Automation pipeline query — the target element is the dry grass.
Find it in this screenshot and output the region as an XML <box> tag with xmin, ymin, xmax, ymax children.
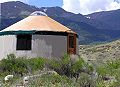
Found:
<box><xmin>79</xmin><ymin>40</ymin><xmax>120</xmax><ymax>62</ymax></box>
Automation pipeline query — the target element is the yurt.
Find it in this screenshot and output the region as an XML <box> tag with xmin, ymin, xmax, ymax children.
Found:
<box><xmin>0</xmin><ymin>11</ymin><xmax>78</xmax><ymax>59</ymax></box>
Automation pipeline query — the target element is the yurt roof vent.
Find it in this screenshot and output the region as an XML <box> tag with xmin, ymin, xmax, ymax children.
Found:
<box><xmin>30</xmin><ymin>11</ymin><xmax>47</xmax><ymax>16</ymax></box>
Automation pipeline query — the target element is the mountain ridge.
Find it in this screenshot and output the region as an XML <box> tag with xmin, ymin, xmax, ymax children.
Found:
<box><xmin>86</xmin><ymin>9</ymin><xmax>120</xmax><ymax>30</ymax></box>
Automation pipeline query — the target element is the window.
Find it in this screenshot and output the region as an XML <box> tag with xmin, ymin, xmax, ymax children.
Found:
<box><xmin>68</xmin><ymin>34</ymin><xmax>76</xmax><ymax>54</ymax></box>
<box><xmin>69</xmin><ymin>35</ymin><xmax>74</xmax><ymax>48</ymax></box>
<box><xmin>16</xmin><ymin>35</ymin><xmax>32</xmax><ymax>50</ymax></box>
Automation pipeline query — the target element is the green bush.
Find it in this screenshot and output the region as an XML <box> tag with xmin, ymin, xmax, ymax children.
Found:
<box><xmin>95</xmin><ymin>59</ymin><xmax>120</xmax><ymax>86</ymax></box>
<box><xmin>27</xmin><ymin>58</ymin><xmax>46</xmax><ymax>72</ymax></box>
<box><xmin>47</xmin><ymin>54</ymin><xmax>93</xmax><ymax>79</ymax></box>
<box><xmin>0</xmin><ymin>54</ymin><xmax>46</xmax><ymax>76</ymax></box>
<box><xmin>71</xmin><ymin>58</ymin><xmax>85</xmax><ymax>73</ymax></box>
<box><xmin>76</xmin><ymin>73</ymin><xmax>91</xmax><ymax>87</ymax></box>
<box><xmin>96</xmin><ymin>59</ymin><xmax>120</xmax><ymax>77</ymax></box>
<box><xmin>0</xmin><ymin>54</ymin><xmax>28</xmax><ymax>76</ymax></box>
<box><xmin>29</xmin><ymin>73</ymin><xmax>73</xmax><ymax>87</ymax></box>
<box><xmin>47</xmin><ymin>54</ymin><xmax>71</xmax><ymax>76</ymax></box>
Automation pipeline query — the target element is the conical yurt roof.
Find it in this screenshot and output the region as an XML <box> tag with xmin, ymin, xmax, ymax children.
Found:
<box><xmin>1</xmin><ymin>11</ymin><xmax>76</xmax><ymax>34</ymax></box>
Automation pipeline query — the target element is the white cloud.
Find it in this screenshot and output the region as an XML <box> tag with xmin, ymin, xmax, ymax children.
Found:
<box><xmin>62</xmin><ymin>0</ymin><xmax>120</xmax><ymax>15</ymax></box>
<box><xmin>0</xmin><ymin>0</ymin><xmax>28</xmax><ymax>3</ymax></box>
<box><xmin>62</xmin><ymin>0</ymin><xmax>81</xmax><ymax>13</ymax></box>
<box><xmin>106</xmin><ymin>1</ymin><xmax>120</xmax><ymax>10</ymax></box>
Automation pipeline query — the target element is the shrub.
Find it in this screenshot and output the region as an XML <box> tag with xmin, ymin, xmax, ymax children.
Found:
<box><xmin>96</xmin><ymin>59</ymin><xmax>120</xmax><ymax>77</ymax></box>
<box><xmin>95</xmin><ymin>59</ymin><xmax>120</xmax><ymax>86</ymax></box>
<box><xmin>0</xmin><ymin>54</ymin><xmax>28</xmax><ymax>76</ymax></box>
<box><xmin>29</xmin><ymin>73</ymin><xmax>73</xmax><ymax>87</ymax></box>
<box><xmin>47</xmin><ymin>54</ymin><xmax>92</xmax><ymax>79</ymax></box>
<box><xmin>0</xmin><ymin>54</ymin><xmax>46</xmax><ymax>76</ymax></box>
<box><xmin>76</xmin><ymin>73</ymin><xmax>91</xmax><ymax>87</ymax></box>
<box><xmin>27</xmin><ymin>58</ymin><xmax>46</xmax><ymax>72</ymax></box>
<box><xmin>47</xmin><ymin>54</ymin><xmax>71</xmax><ymax>76</ymax></box>
<box><xmin>71</xmin><ymin>58</ymin><xmax>85</xmax><ymax>73</ymax></box>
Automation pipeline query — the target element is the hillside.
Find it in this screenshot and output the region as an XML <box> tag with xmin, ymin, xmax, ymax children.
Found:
<box><xmin>79</xmin><ymin>40</ymin><xmax>120</xmax><ymax>62</ymax></box>
<box><xmin>86</xmin><ymin>9</ymin><xmax>120</xmax><ymax>30</ymax></box>
<box><xmin>1</xmin><ymin>1</ymin><xmax>120</xmax><ymax>44</ymax></box>
<box><xmin>0</xmin><ymin>40</ymin><xmax>120</xmax><ymax>86</ymax></box>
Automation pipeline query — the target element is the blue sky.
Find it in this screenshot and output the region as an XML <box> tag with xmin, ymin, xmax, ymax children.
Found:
<box><xmin>1</xmin><ymin>0</ymin><xmax>120</xmax><ymax>14</ymax></box>
<box><xmin>27</xmin><ymin>0</ymin><xmax>63</xmax><ymax>7</ymax></box>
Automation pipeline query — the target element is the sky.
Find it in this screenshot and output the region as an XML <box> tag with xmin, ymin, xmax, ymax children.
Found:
<box><xmin>0</xmin><ymin>0</ymin><xmax>120</xmax><ymax>15</ymax></box>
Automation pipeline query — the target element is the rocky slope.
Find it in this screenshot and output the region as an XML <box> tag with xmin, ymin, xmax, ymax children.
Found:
<box><xmin>79</xmin><ymin>40</ymin><xmax>120</xmax><ymax>62</ymax></box>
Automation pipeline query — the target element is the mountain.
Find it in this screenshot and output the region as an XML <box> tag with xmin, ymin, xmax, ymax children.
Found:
<box><xmin>1</xmin><ymin>1</ymin><xmax>120</xmax><ymax>44</ymax></box>
<box><xmin>86</xmin><ymin>9</ymin><xmax>120</xmax><ymax>30</ymax></box>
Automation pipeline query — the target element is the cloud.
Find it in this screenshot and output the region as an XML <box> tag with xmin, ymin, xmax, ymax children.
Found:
<box><xmin>0</xmin><ymin>0</ymin><xmax>28</xmax><ymax>3</ymax></box>
<box><xmin>62</xmin><ymin>0</ymin><xmax>81</xmax><ymax>13</ymax></box>
<box><xmin>62</xmin><ymin>0</ymin><xmax>120</xmax><ymax>15</ymax></box>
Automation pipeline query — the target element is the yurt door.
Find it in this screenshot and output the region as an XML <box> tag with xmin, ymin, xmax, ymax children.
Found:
<box><xmin>68</xmin><ymin>34</ymin><xmax>76</xmax><ymax>54</ymax></box>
